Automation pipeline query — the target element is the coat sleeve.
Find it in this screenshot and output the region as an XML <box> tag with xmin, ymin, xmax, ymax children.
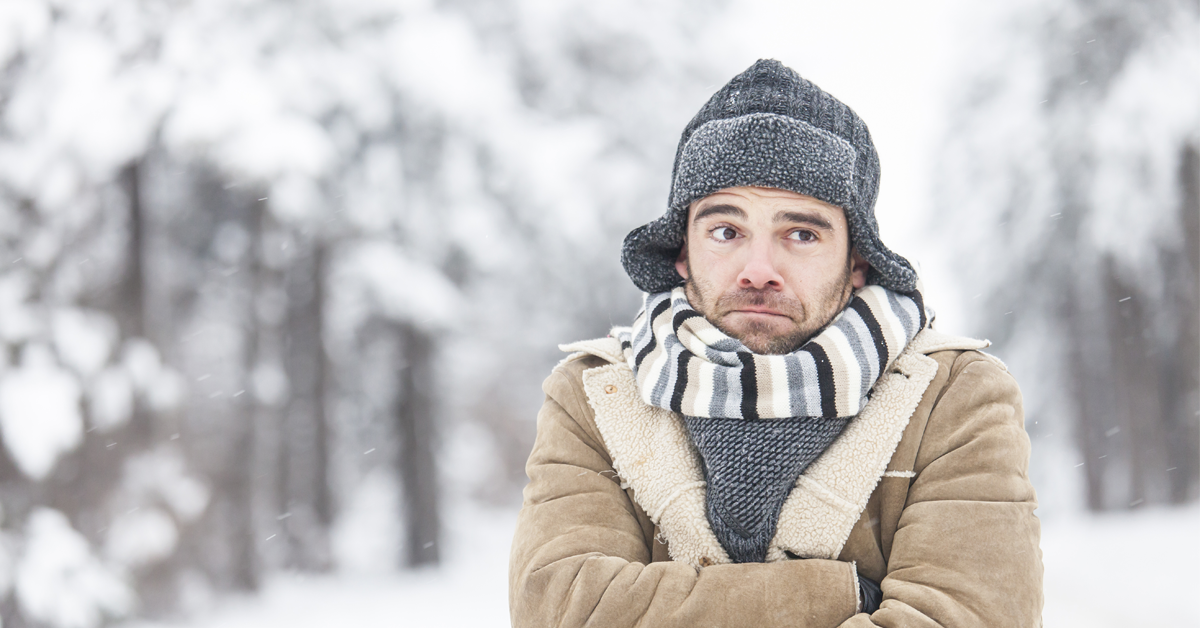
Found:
<box><xmin>509</xmin><ymin>360</ymin><xmax>860</xmax><ymax>628</ymax></box>
<box><xmin>840</xmin><ymin>353</ymin><xmax>1044</xmax><ymax>627</ymax></box>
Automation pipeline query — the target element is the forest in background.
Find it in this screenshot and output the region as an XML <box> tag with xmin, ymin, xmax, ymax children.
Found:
<box><xmin>0</xmin><ymin>1</ymin><xmax>724</xmax><ymax>623</ymax></box>
<box><xmin>0</xmin><ymin>0</ymin><xmax>1194</xmax><ymax>626</ymax></box>
<box><xmin>937</xmin><ymin>0</ymin><xmax>1199</xmax><ymax>513</ymax></box>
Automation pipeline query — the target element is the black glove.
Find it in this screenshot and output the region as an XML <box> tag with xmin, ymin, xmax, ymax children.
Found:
<box><xmin>858</xmin><ymin>575</ymin><xmax>882</xmax><ymax>614</ymax></box>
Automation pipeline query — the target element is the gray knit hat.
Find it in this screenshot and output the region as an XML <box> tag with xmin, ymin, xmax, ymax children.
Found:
<box><xmin>621</xmin><ymin>59</ymin><xmax>917</xmax><ymax>294</ymax></box>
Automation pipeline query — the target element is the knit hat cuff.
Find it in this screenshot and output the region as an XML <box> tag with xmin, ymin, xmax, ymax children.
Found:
<box><xmin>669</xmin><ymin>113</ymin><xmax>858</xmax><ymax>213</ymax></box>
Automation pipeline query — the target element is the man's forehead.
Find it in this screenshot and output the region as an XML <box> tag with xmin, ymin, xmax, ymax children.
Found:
<box><xmin>688</xmin><ymin>186</ymin><xmax>845</xmax><ymax>219</ymax></box>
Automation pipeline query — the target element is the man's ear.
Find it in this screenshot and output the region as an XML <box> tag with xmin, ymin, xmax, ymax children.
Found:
<box><xmin>850</xmin><ymin>248</ymin><xmax>869</xmax><ymax>289</ymax></box>
<box><xmin>675</xmin><ymin>241</ymin><xmax>689</xmax><ymax>280</ymax></box>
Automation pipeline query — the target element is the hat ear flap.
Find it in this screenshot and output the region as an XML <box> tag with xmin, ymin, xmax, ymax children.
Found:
<box><xmin>621</xmin><ymin>205</ymin><xmax>689</xmax><ymax>294</ymax></box>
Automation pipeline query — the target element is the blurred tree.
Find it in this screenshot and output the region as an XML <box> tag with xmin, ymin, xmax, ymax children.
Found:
<box><xmin>397</xmin><ymin>322</ymin><xmax>438</xmax><ymax>566</ymax></box>
<box><xmin>0</xmin><ymin>0</ymin><xmax>734</xmax><ymax>623</ymax></box>
<box><xmin>937</xmin><ymin>0</ymin><xmax>1199</xmax><ymax>511</ymax></box>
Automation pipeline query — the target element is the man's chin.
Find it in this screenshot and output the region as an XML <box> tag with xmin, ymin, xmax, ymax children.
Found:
<box><xmin>718</xmin><ymin>319</ymin><xmax>810</xmax><ymax>355</ymax></box>
<box><xmin>739</xmin><ymin>336</ymin><xmax>805</xmax><ymax>355</ymax></box>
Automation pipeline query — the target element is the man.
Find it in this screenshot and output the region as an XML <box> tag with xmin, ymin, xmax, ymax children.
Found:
<box><xmin>509</xmin><ymin>59</ymin><xmax>1043</xmax><ymax>627</ymax></box>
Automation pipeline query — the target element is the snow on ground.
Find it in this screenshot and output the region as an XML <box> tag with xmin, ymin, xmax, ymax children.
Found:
<box><xmin>124</xmin><ymin>502</ymin><xmax>1199</xmax><ymax>627</ymax></box>
<box><xmin>1041</xmin><ymin>504</ymin><xmax>1200</xmax><ymax>627</ymax></box>
<box><xmin>122</xmin><ymin>502</ymin><xmax>517</xmax><ymax>628</ymax></box>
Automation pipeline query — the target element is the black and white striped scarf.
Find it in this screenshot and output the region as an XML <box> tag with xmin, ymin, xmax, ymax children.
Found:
<box><xmin>614</xmin><ymin>284</ymin><xmax>927</xmax><ymax>562</ymax></box>
<box><xmin>616</xmin><ymin>284</ymin><xmax>927</xmax><ymax>421</ymax></box>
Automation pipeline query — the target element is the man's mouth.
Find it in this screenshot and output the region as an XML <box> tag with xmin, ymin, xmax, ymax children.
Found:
<box><xmin>731</xmin><ymin>307</ymin><xmax>788</xmax><ymax>318</ymax></box>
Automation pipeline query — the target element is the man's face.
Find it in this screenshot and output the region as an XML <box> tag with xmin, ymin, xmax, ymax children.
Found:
<box><xmin>675</xmin><ymin>186</ymin><xmax>869</xmax><ymax>355</ymax></box>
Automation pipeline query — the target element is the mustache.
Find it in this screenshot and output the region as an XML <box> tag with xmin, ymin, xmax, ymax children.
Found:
<box><xmin>715</xmin><ymin>288</ymin><xmax>804</xmax><ymax>314</ymax></box>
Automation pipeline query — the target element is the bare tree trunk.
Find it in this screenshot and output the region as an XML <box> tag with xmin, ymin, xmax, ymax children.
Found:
<box><xmin>1064</xmin><ymin>277</ymin><xmax>1117</xmax><ymax>511</ymax></box>
<box><xmin>0</xmin><ymin>596</ymin><xmax>29</xmax><ymax>628</ymax></box>
<box><xmin>118</xmin><ymin>161</ymin><xmax>147</xmax><ymax>338</ymax></box>
<box><xmin>397</xmin><ymin>323</ymin><xmax>440</xmax><ymax>566</ymax></box>
<box><xmin>1103</xmin><ymin>260</ymin><xmax>1169</xmax><ymax>507</ymax></box>
<box><xmin>249</xmin><ymin>219</ymin><xmax>288</xmax><ymax>573</ymax></box>
<box><xmin>164</xmin><ymin>171</ymin><xmax>263</xmax><ymax>596</ymax></box>
<box><xmin>215</xmin><ymin>415</ymin><xmax>259</xmax><ymax>590</ymax></box>
<box><xmin>225</xmin><ymin>197</ymin><xmax>264</xmax><ymax>591</ymax></box>
<box><xmin>116</xmin><ymin>161</ymin><xmax>157</xmax><ymax>451</ymax></box>
<box><xmin>1062</xmin><ymin>141</ymin><xmax>1200</xmax><ymax>511</ymax></box>
<box><xmin>281</xmin><ymin>236</ymin><xmax>331</xmax><ymax>570</ymax></box>
<box><xmin>42</xmin><ymin>161</ymin><xmax>153</xmax><ymax>545</ymax></box>
<box><xmin>1162</xmin><ymin>142</ymin><xmax>1200</xmax><ymax>503</ymax></box>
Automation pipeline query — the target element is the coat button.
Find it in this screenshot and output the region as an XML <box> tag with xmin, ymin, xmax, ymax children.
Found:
<box><xmin>604</xmin><ymin>384</ymin><xmax>617</xmax><ymax>394</ymax></box>
<box><xmin>698</xmin><ymin>556</ymin><xmax>714</xmax><ymax>567</ymax></box>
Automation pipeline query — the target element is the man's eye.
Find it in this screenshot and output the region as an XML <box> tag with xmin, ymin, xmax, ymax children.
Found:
<box><xmin>712</xmin><ymin>227</ymin><xmax>738</xmax><ymax>241</ymax></box>
<box><xmin>788</xmin><ymin>229</ymin><xmax>816</xmax><ymax>242</ymax></box>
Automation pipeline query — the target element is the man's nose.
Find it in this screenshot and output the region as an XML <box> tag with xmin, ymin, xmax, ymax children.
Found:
<box><xmin>736</xmin><ymin>240</ymin><xmax>784</xmax><ymax>290</ymax></box>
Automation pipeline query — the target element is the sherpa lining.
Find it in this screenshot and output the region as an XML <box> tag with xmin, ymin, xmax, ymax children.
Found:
<box><xmin>766</xmin><ymin>348</ymin><xmax>938</xmax><ymax>560</ymax></box>
<box><xmin>882</xmin><ymin>470</ymin><xmax>916</xmax><ymax>478</ymax></box>
<box><xmin>565</xmin><ymin>328</ymin><xmax>988</xmax><ymax>569</ymax></box>
<box><xmin>581</xmin><ymin>362</ymin><xmax>730</xmax><ymax>567</ymax></box>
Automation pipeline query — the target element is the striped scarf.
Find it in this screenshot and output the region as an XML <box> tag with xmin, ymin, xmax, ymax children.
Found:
<box><xmin>616</xmin><ymin>284</ymin><xmax>927</xmax><ymax>421</ymax></box>
<box><xmin>614</xmin><ymin>284</ymin><xmax>927</xmax><ymax>562</ymax></box>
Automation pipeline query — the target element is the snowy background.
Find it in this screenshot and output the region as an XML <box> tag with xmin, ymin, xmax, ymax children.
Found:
<box><xmin>0</xmin><ymin>0</ymin><xmax>1196</xmax><ymax>626</ymax></box>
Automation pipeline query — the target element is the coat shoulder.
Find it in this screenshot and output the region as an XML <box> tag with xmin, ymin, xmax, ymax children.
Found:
<box><xmin>539</xmin><ymin>338</ymin><xmax>627</xmax><ymax>452</ymax></box>
<box><xmin>911</xmin><ymin>327</ymin><xmax>1008</xmax><ymax>374</ymax></box>
<box><xmin>558</xmin><ymin>335</ymin><xmax>625</xmax><ymax>365</ymax></box>
<box><xmin>545</xmin><ymin>336</ymin><xmax>625</xmax><ymax>403</ymax></box>
<box><xmin>545</xmin><ymin>336</ymin><xmax>624</xmax><ymax>398</ymax></box>
<box><xmin>542</xmin><ymin>352</ymin><xmax>608</xmax><ymax>420</ymax></box>
<box><xmin>916</xmin><ymin>341</ymin><xmax>1028</xmax><ymax>465</ymax></box>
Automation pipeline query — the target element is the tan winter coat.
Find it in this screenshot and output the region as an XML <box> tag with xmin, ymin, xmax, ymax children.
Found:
<box><xmin>509</xmin><ymin>328</ymin><xmax>1043</xmax><ymax>627</ymax></box>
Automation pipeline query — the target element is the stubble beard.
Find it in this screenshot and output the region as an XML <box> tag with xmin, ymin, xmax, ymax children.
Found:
<box><xmin>684</xmin><ymin>260</ymin><xmax>855</xmax><ymax>355</ymax></box>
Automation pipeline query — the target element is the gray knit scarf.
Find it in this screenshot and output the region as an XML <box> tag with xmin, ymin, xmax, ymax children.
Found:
<box><xmin>615</xmin><ymin>284</ymin><xmax>926</xmax><ymax>562</ymax></box>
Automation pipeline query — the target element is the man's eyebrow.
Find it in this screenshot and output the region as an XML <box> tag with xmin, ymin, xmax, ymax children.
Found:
<box><xmin>775</xmin><ymin>210</ymin><xmax>834</xmax><ymax>231</ymax></box>
<box><xmin>692</xmin><ymin>204</ymin><xmax>747</xmax><ymax>224</ymax></box>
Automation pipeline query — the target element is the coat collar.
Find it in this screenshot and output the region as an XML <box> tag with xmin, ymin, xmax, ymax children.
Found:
<box><xmin>560</xmin><ymin>327</ymin><xmax>988</xmax><ymax>568</ymax></box>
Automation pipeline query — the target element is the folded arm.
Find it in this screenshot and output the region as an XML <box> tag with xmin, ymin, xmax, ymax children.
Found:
<box><xmin>509</xmin><ymin>363</ymin><xmax>859</xmax><ymax>628</ymax></box>
<box><xmin>841</xmin><ymin>354</ymin><xmax>1043</xmax><ymax>627</ymax></box>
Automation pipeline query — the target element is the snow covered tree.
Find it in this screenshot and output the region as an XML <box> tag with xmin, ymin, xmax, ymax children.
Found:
<box><xmin>937</xmin><ymin>0</ymin><xmax>1199</xmax><ymax>511</ymax></box>
<box><xmin>0</xmin><ymin>0</ymin><xmax>734</xmax><ymax>621</ymax></box>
